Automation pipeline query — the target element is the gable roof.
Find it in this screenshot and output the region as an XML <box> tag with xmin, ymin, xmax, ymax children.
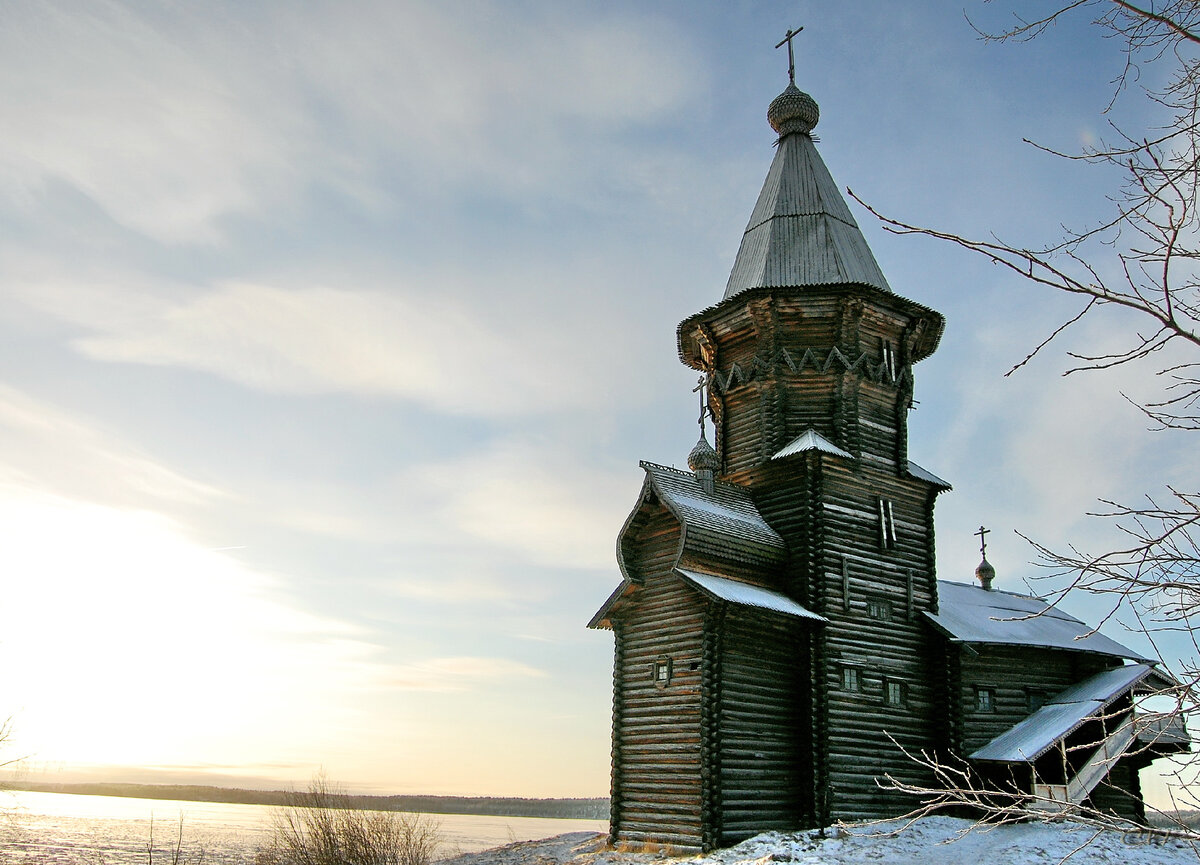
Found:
<box><xmin>971</xmin><ymin>663</ymin><xmax>1157</xmax><ymax>763</ymax></box>
<box><xmin>927</xmin><ymin>580</ymin><xmax>1147</xmax><ymax>661</ymax></box>
<box><xmin>772</xmin><ymin>428</ymin><xmax>852</xmax><ymax>461</ymax></box>
<box><xmin>676</xmin><ymin>568</ymin><xmax>825</xmax><ymax>623</ymax></box>
<box><xmin>724</xmin><ymin>131</ymin><xmax>891</xmax><ymax>299</ymax></box>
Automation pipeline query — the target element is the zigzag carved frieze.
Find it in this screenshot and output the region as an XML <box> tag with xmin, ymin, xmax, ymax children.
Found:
<box><xmin>708</xmin><ymin>346</ymin><xmax>910</xmax><ymax>394</ymax></box>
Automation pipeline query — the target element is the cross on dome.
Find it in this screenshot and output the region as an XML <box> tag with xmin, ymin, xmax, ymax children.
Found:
<box><xmin>775</xmin><ymin>25</ymin><xmax>804</xmax><ymax>86</ymax></box>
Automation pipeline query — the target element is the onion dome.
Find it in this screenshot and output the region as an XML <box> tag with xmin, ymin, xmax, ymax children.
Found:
<box><xmin>975</xmin><ymin>557</ymin><xmax>996</xmax><ymax>592</ymax></box>
<box><xmin>688</xmin><ymin>435</ymin><xmax>720</xmax><ymax>472</ymax></box>
<box><xmin>768</xmin><ymin>83</ymin><xmax>819</xmax><ymax>137</ymax></box>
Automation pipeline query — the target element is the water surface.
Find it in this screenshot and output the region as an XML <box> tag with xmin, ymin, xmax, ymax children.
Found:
<box><xmin>0</xmin><ymin>790</ymin><xmax>607</xmax><ymax>864</ymax></box>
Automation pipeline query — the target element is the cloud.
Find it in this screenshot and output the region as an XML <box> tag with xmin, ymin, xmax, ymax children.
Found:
<box><xmin>0</xmin><ymin>1</ymin><xmax>699</xmax><ymax>244</ymax></box>
<box><xmin>61</xmin><ymin>280</ymin><xmax>608</xmax><ymax>416</ymax></box>
<box><xmin>0</xmin><ymin>383</ymin><xmax>223</xmax><ymax>509</ymax></box>
<box><xmin>389</xmin><ymin>656</ymin><xmax>546</xmax><ymax>692</ymax></box>
<box><xmin>0</xmin><ymin>2</ymin><xmax>299</xmax><ymax>244</ymax></box>
<box><xmin>405</xmin><ymin>438</ymin><xmax>632</xmax><ymax>570</ymax></box>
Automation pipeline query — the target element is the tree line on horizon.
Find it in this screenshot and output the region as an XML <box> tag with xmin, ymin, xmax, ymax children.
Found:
<box><xmin>10</xmin><ymin>780</ymin><xmax>609</xmax><ymax>819</ymax></box>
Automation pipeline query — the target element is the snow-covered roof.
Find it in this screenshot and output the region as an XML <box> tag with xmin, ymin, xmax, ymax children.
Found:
<box><xmin>676</xmin><ymin>568</ymin><xmax>826</xmax><ymax>623</ymax></box>
<box><xmin>641</xmin><ymin>462</ymin><xmax>787</xmax><ymax>570</ymax></box>
<box><xmin>926</xmin><ymin>580</ymin><xmax>1147</xmax><ymax>661</ymax></box>
<box><xmin>971</xmin><ymin>663</ymin><xmax>1156</xmax><ymax>763</ymax></box>
<box><xmin>772</xmin><ymin>429</ymin><xmax>852</xmax><ymax>461</ymax></box>
<box><xmin>906</xmin><ymin>460</ymin><xmax>951</xmax><ymax>490</ymax></box>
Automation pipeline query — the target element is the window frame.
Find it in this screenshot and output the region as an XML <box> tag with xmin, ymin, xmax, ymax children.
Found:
<box><xmin>840</xmin><ymin>665</ymin><xmax>862</xmax><ymax>693</ymax></box>
<box><xmin>878</xmin><ymin>498</ymin><xmax>897</xmax><ymax>550</ymax></box>
<box><xmin>866</xmin><ymin>596</ymin><xmax>893</xmax><ymax>622</ymax></box>
<box><xmin>882</xmin><ymin>340</ymin><xmax>898</xmax><ymax>382</ymax></box>
<box><xmin>883</xmin><ymin>677</ymin><xmax>907</xmax><ymax>708</ymax></box>
<box><xmin>975</xmin><ymin>686</ymin><xmax>996</xmax><ymax>713</ymax></box>
<box><xmin>652</xmin><ymin>657</ymin><xmax>673</xmax><ymax>688</ymax></box>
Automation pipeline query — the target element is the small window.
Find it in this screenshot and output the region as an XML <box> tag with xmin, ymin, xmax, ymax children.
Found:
<box><xmin>976</xmin><ymin>687</ymin><xmax>995</xmax><ymax>713</ymax></box>
<box><xmin>652</xmin><ymin>658</ymin><xmax>672</xmax><ymax>688</ymax></box>
<box><xmin>882</xmin><ymin>340</ymin><xmax>897</xmax><ymax>382</ymax></box>
<box><xmin>1027</xmin><ymin>690</ymin><xmax>1047</xmax><ymax>713</ymax></box>
<box><xmin>867</xmin><ymin>597</ymin><xmax>892</xmax><ymax>621</ymax></box>
<box><xmin>841</xmin><ymin>666</ymin><xmax>861</xmax><ymax>692</ymax></box>
<box><xmin>884</xmin><ymin>679</ymin><xmax>906</xmax><ymax>707</ymax></box>
<box><xmin>878</xmin><ymin>499</ymin><xmax>897</xmax><ymax>550</ymax></box>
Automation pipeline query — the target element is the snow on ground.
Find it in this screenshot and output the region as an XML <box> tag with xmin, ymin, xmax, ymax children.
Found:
<box><xmin>440</xmin><ymin>817</ymin><xmax>1200</xmax><ymax>865</ymax></box>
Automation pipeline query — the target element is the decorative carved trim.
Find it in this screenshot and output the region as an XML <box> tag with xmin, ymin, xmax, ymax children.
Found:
<box><xmin>695</xmin><ymin>323</ymin><xmax>718</xmax><ymax>372</ymax></box>
<box><xmin>709</xmin><ymin>346</ymin><xmax>907</xmax><ymax>394</ymax></box>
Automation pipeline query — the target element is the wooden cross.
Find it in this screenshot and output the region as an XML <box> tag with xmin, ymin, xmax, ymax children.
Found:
<box><xmin>693</xmin><ymin>375</ymin><xmax>708</xmax><ymax>435</ymax></box>
<box><xmin>775</xmin><ymin>26</ymin><xmax>804</xmax><ymax>85</ymax></box>
<box><xmin>975</xmin><ymin>525</ymin><xmax>990</xmax><ymax>559</ymax></box>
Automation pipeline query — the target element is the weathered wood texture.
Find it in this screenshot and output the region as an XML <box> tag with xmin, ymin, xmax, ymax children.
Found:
<box><xmin>956</xmin><ymin>646</ymin><xmax>1113</xmax><ymax>755</ymax></box>
<box><xmin>609</xmin><ymin>503</ymin><xmax>706</xmax><ymax>851</ymax></box>
<box><xmin>748</xmin><ymin>440</ymin><xmax>945</xmax><ymax>822</ymax></box>
<box><xmin>813</xmin><ymin>464</ymin><xmax>940</xmax><ymax>821</ymax></box>
<box><xmin>716</xmin><ymin>611</ymin><xmax>810</xmax><ymax>846</ymax></box>
<box><xmin>690</xmin><ymin>290</ymin><xmax>923</xmax><ymax>480</ymax></box>
<box><xmin>1089</xmin><ymin>763</ymin><xmax>1146</xmax><ymax>823</ymax></box>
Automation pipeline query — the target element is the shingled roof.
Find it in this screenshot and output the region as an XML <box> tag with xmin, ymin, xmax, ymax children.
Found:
<box><xmin>723</xmin><ymin>111</ymin><xmax>891</xmax><ymax>299</ymax></box>
<box><xmin>635</xmin><ymin>462</ymin><xmax>786</xmax><ymax>570</ymax></box>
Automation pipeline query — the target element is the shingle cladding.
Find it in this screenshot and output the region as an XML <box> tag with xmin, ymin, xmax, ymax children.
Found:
<box><xmin>642</xmin><ymin>462</ymin><xmax>786</xmax><ymax>570</ymax></box>
<box><xmin>724</xmin><ymin>132</ymin><xmax>891</xmax><ymax>299</ymax></box>
<box><xmin>589</xmin><ymin>464</ymin><xmax>789</xmax><ymax>630</ymax></box>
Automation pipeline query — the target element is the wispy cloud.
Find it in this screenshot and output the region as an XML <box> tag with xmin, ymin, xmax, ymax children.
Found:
<box><xmin>389</xmin><ymin>656</ymin><xmax>546</xmax><ymax>692</ymax></box>
<box><xmin>8</xmin><ymin>272</ymin><xmax>663</xmax><ymax>417</ymax></box>
<box><xmin>0</xmin><ymin>384</ymin><xmax>223</xmax><ymax>508</ymax></box>
<box><xmin>406</xmin><ymin>437</ymin><xmax>631</xmax><ymax>569</ymax></box>
<box><xmin>0</xmin><ymin>1</ymin><xmax>699</xmax><ymax>244</ymax></box>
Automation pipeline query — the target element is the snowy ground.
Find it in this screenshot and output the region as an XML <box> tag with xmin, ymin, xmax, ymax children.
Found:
<box><xmin>439</xmin><ymin>817</ymin><xmax>1200</xmax><ymax>865</ymax></box>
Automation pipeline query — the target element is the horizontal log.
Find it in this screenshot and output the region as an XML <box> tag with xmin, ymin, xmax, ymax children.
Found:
<box><xmin>615</xmin><ymin>816</ymin><xmax>701</xmax><ymax>831</ymax></box>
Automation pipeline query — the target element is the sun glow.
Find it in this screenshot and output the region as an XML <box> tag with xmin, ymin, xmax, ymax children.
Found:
<box><xmin>0</xmin><ymin>486</ymin><xmax>383</xmax><ymax>773</ymax></box>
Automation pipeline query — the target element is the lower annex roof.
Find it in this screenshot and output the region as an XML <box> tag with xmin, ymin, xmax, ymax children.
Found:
<box><xmin>971</xmin><ymin>663</ymin><xmax>1157</xmax><ymax>763</ymax></box>
<box><xmin>927</xmin><ymin>580</ymin><xmax>1147</xmax><ymax>661</ymax></box>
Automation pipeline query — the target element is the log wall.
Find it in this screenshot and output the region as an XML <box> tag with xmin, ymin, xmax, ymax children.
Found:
<box><xmin>693</xmin><ymin>289</ymin><xmax>925</xmax><ymax>480</ymax></box>
<box><xmin>1089</xmin><ymin>761</ymin><xmax>1146</xmax><ymax>823</ymax></box>
<box><xmin>717</xmin><ymin>611</ymin><xmax>810</xmax><ymax>846</ymax></box>
<box><xmin>610</xmin><ymin>504</ymin><xmax>706</xmax><ymax>852</ymax></box>
<box><xmin>814</xmin><ymin>463</ymin><xmax>941</xmax><ymax>821</ymax></box>
<box><xmin>956</xmin><ymin>647</ymin><xmax>1112</xmax><ymax>754</ymax></box>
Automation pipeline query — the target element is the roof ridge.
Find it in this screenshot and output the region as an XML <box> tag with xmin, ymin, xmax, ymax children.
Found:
<box><xmin>638</xmin><ymin>459</ymin><xmax>689</xmax><ymax>475</ymax></box>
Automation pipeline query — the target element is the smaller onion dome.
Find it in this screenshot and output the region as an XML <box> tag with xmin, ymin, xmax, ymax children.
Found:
<box><xmin>687</xmin><ymin>436</ymin><xmax>720</xmax><ymax>472</ymax></box>
<box><xmin>768</xmin><ymin>83</ymin><xmax>819</xmax><ymax>137</ymax></box>
<box><xmin>975</xmin><ymin>557</ymin><xmax>996</xmax><ymax>592</ymax></box>
<box><xmin>688</xmin><ymin>435</ymin><xmax>719</xmax><ymax>495</ymax></box>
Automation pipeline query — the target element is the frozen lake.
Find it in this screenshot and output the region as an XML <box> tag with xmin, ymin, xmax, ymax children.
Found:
<box><xmin>0</xmin><ymin>789</ymin><xmax>607</xmax><ymax>864</ymax></box>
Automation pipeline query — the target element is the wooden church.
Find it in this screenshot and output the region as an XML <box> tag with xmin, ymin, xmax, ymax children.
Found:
<box><xmin>588</xmin><ymin>61</ymin><xmax>1187</xmax><ymax>853</ymax></box>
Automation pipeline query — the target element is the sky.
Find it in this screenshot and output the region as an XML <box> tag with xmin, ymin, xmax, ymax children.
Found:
<box><xmin>0</xmin><ymin>1</ymin><xmax>1195</xmax><ymax>802</ymax></box>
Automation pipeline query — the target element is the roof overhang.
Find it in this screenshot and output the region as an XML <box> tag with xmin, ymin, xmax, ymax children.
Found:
<box><xmin>676</xmin><ymin>568</ymin><xmax>825</xmax><ymax>624</ymax></box>
<box><xmin>971</xmin><ymin>664</ymin><xmax>1157</xmax><ymax>763</ymax></box>
<box><xmin>678</xmin><ymin>284</ymin><xmax>945</xmax><ymax>370</ymax></box>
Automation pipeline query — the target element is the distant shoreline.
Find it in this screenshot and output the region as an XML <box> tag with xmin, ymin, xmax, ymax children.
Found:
<box><xmin>6</xmin><ymin>782</ymin><xmax>609</xmax><ymax>820</ymax></box>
